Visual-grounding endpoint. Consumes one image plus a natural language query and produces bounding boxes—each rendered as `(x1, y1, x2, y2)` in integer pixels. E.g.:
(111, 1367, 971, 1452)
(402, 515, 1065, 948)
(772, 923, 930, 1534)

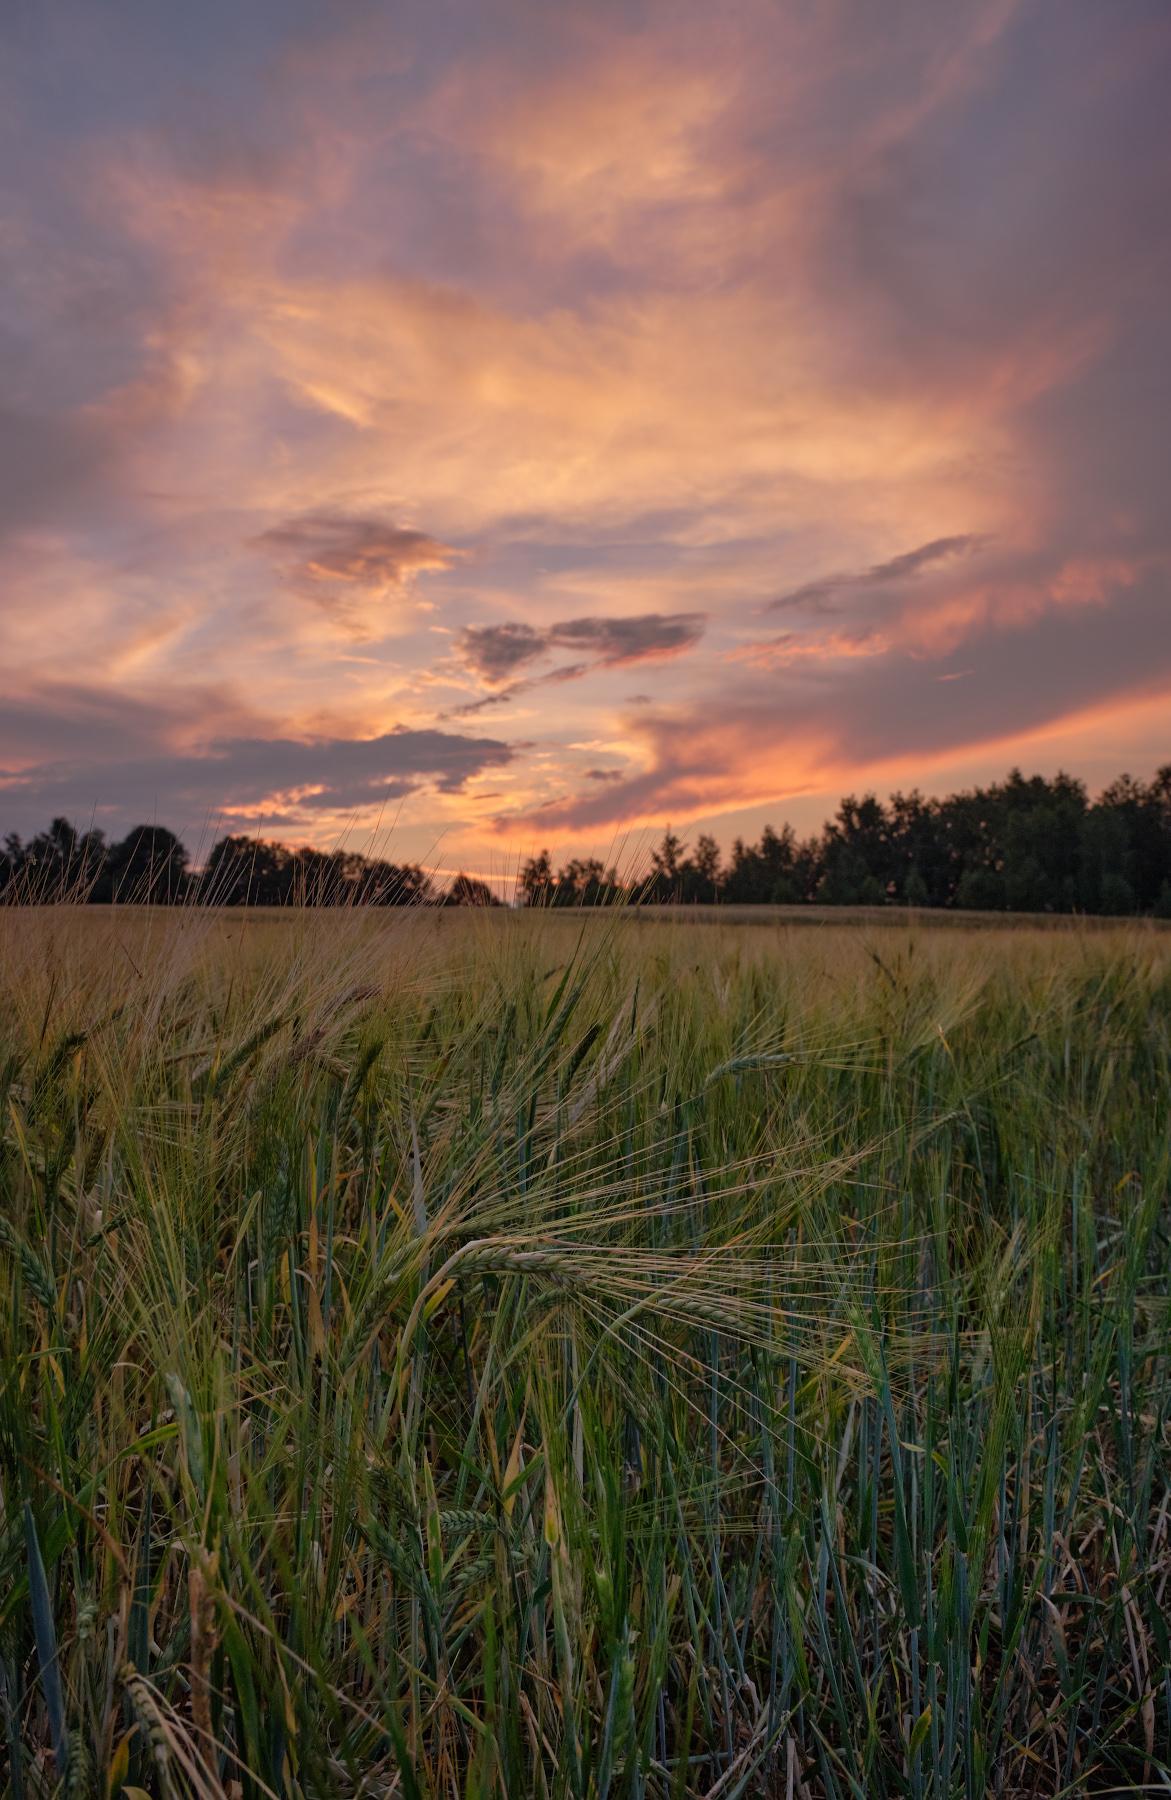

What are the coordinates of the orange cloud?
(252, 513, 462, 637)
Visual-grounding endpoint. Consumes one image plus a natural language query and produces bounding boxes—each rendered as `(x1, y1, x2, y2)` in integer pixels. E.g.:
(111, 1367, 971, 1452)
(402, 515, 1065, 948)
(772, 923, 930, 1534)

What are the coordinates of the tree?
(201, 835, 292, 905)
(818, 795, 892, 905)
(0, 833, 22, 899)
(904, 865, 929, 908)
(518, 850, 555, 906)
(997, 771, 1086, 912)
(1099, 871, 1136, 916)
(646, 830, 686, 901)
(691, 834, 721, 902)
(723, 824, 807, 903)
(4, 817, 109, 899)
(355, 858, 432, 905)
(1092, 770, 1171, 911)
(107, 826, 188, 903)
(446, 873, 499, 906)
(888, 792, 948, 904)
(955, 866, 1005, 910)
(555, 858, 610, 906)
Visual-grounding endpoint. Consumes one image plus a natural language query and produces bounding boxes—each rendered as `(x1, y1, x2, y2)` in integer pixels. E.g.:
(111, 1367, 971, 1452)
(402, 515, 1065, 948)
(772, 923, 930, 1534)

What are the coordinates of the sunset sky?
(2, 0, 1169, 881)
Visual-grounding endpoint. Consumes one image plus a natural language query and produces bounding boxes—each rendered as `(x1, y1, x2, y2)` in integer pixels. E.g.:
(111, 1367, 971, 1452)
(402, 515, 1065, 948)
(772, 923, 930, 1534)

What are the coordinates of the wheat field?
(1, 907, 1170, 1797)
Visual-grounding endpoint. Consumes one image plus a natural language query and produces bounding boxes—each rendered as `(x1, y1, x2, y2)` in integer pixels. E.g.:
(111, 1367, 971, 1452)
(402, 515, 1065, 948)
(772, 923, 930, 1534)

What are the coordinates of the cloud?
(450, 662, 593, 717)
(459, 611, 706, 684)
(253, 513, 461, 634)
(770, 535, 985, 614)
(734, 626, 888, 669)
(256, 514, 459, 588)
(508, 560, 1171, 834)
(551, 613, 707, 662)
(459, 622, 545, 683)
(0, 700, 514, 839)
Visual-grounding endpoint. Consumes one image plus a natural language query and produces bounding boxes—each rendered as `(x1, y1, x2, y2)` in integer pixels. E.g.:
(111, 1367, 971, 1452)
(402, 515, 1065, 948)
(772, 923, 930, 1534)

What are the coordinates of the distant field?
(554, 901, 1171, 929)
(2, 909, 1170, 1796)
(23, 897, 1169, 929)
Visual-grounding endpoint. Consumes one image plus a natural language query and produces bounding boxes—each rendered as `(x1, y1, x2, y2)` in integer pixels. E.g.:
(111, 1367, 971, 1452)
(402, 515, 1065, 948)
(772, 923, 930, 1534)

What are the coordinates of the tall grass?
(1, 907, 1169, 1796)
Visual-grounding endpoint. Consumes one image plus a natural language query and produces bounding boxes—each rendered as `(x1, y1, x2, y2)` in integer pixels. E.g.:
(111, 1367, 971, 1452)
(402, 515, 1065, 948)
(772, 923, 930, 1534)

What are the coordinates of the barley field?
(2, 907, 1170, 1798)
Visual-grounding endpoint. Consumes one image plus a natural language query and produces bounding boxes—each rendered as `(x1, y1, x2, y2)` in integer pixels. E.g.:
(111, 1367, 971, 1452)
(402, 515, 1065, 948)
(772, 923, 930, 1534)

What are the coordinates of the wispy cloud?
(450, 662, 592, 717)
(769, 535, 985, 614)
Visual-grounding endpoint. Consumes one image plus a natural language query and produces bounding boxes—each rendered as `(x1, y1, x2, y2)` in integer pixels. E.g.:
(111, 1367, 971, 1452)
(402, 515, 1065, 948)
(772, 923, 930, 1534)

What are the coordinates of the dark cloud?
(459, 611, 706, 686)
(255, 513, 461, 597)
(549, 613, 707, 663)
(0, 711, 513, 839)
(584, 767, 623, 783)
(770, 536, 984, 614)
(459, 622, 546, 682)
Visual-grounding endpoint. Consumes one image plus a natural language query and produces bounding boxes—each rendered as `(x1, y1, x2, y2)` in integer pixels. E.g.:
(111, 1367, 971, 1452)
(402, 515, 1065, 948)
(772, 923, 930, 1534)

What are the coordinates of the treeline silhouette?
(3, 763, 1171, 913)
(520, 764, 1171, 915)
(0, 826, 452, 907)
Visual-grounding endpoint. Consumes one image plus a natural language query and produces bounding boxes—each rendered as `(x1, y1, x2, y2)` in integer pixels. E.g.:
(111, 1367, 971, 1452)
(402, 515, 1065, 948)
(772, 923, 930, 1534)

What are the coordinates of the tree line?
(519, 764, 1171, 914)
(0, 825, 456, 907)
(3, 762, 1171, 912)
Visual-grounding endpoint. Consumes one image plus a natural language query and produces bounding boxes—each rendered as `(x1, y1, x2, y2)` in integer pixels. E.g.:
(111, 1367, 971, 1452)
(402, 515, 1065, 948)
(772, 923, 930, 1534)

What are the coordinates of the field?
(1, 908, 1170, 1799)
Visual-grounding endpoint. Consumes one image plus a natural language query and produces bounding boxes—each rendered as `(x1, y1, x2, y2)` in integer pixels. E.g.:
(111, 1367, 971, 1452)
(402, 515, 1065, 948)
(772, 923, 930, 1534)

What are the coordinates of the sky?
(2, 0, 1170, 883)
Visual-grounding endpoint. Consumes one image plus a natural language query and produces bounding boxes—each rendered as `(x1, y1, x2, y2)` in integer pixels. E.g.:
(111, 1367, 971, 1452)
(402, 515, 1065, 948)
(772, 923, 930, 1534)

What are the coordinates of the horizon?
(2, 2, 1170, 866)
(8, 753, 1169, 908)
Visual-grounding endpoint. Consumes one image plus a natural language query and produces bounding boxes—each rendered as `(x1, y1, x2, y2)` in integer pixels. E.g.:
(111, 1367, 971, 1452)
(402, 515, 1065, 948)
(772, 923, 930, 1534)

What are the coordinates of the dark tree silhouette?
(199, 835, 432, 906)
(107, 826, 189, 903)
(201, 835, 292, 905)
(518, 850, 555, 906)
(723, 824, 805, 904)
(647, 830, 686, 900)
(445, 873, 499, 907)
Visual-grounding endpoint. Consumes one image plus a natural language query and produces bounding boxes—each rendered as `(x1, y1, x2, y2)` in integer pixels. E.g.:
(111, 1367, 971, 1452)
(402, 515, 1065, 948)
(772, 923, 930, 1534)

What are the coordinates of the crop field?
(1, 907, 1170, 1799)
